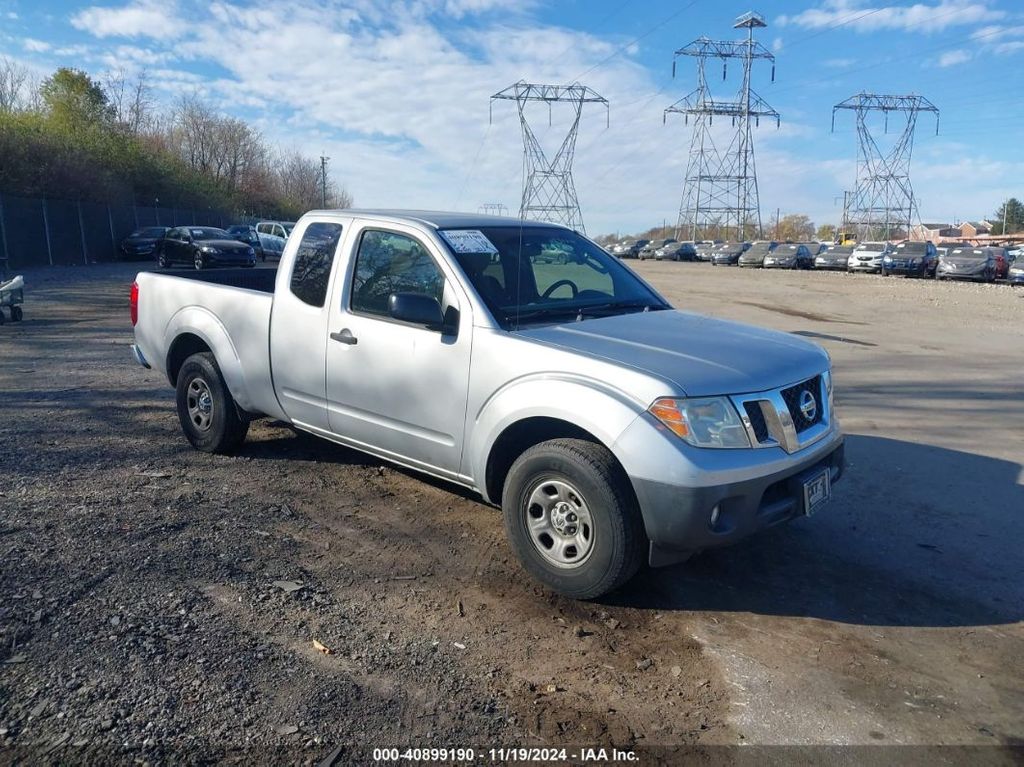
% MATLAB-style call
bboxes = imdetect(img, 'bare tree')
[104,68,154,134]
[0,57,30,113]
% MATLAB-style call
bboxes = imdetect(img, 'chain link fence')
[0,193,237,272]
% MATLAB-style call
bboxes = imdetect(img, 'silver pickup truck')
[131,210,844,598]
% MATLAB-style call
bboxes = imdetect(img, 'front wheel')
[502,438,646,599]
[157,249,169,269]
[175,352,249,453]
[194,252,205,270]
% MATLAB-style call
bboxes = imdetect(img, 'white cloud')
[22,38,51,52]
[937,49,971,66]
[823,57,856,68]
[777,0,1004,35]
[70,0,180,39]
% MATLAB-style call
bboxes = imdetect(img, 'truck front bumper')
[613,413,845,567]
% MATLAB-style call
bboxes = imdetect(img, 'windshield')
[825,246,853,255]
[746,243,774,256]
[776,245,799,254]
[283,223,295,235]
[894,242,927,254]
[440,226,668,328]
[856,243,886,252]
[131,227,166,238]
[950,249,987,260]
[190,227,228,241]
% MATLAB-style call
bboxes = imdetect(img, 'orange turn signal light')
[649,399,690,439]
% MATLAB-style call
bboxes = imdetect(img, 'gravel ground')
[0,260,1022,763]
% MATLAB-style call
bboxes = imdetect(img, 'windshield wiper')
[575,300,668,317]
[505,306,587,325]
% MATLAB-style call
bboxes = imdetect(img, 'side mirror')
[388,292,445,331]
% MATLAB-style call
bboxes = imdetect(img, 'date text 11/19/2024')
[372,747,639,762]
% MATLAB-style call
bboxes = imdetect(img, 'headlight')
[909,257,920,265]
[883,255,892,262]
[247,247,255,257]
[649,397,751,449]
[823,369,834,413]
[201,246,220,254]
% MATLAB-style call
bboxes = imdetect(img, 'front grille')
[743,402,770,443]
[781,376,823,433]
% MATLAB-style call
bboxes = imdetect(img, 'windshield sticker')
[440,230,499,254]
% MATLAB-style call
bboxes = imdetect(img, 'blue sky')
[1,0,1022,234]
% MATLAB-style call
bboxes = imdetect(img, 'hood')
[199,239,253,251]
[941,256,988,271]
[516,310,829,397]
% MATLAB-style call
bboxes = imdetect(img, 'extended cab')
[131,210,844,599]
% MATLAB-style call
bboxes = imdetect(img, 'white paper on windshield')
[440,230,499,254]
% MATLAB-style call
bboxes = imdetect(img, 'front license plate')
[802,469,831,516]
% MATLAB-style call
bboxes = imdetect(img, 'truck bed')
[132,267,283,420]
[139,267,277,293]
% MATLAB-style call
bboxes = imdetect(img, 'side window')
[273,225,284,238]
[289,222,343,307]
[351,230,445,317]
[257,224,269,235]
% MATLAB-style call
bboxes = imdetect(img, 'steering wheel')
[542,279,579,299]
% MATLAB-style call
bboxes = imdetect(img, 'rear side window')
[290,222,343,307]
[351,230,445,317]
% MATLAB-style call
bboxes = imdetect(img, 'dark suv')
[882,240,939,278]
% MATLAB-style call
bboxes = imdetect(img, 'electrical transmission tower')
[665,11,779,242]
[478,203,509,216]
[491,81,609,233]
[832,92,939,241]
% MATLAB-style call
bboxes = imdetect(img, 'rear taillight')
[130,281,139,326]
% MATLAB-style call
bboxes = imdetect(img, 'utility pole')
[665,11,779,243]
[319,155,330,208]
[1002,199,1008,236]
[832,92,939,241]
[491,81,609,233]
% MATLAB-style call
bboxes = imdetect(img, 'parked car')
[848,242,893,274]
[611,239,649,259]
[692,239,724,260]
[804,242,827,256]
[711,242,750,266]
[638,238,677,260]
[225,225,266,261]
[763,243,814,269]
[654,241,697,261]
[255,221,296,260]
[815,244,853,271]
[986,247,1010,280]
[936,246,996,282]
[882,240,938,278]
[738,241,777,268]
[1008,256,1024,285]
[131,210,844,599]
[156,226,257,270]
[119,227,169,261]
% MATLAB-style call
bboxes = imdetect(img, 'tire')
[502,438,646,599]
[10,306,22,322]
[194,252,205,270]
[175,352,249,453]
[157,246,170,269]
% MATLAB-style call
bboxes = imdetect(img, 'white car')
[255,221,295,259]
[848,242,893,274]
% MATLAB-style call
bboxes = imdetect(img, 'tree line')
[0,60,351,221]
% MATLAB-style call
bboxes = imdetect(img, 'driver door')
[324,223,473,479]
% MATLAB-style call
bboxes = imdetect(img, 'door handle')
[330,328,358,345]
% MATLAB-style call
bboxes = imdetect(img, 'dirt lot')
[0,260,1022,762]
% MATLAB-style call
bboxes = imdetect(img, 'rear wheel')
[502,438,646,599]
[175,352,249,453]
[10,306,22,322]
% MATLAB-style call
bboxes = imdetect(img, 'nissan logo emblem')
[799,390,817,421]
